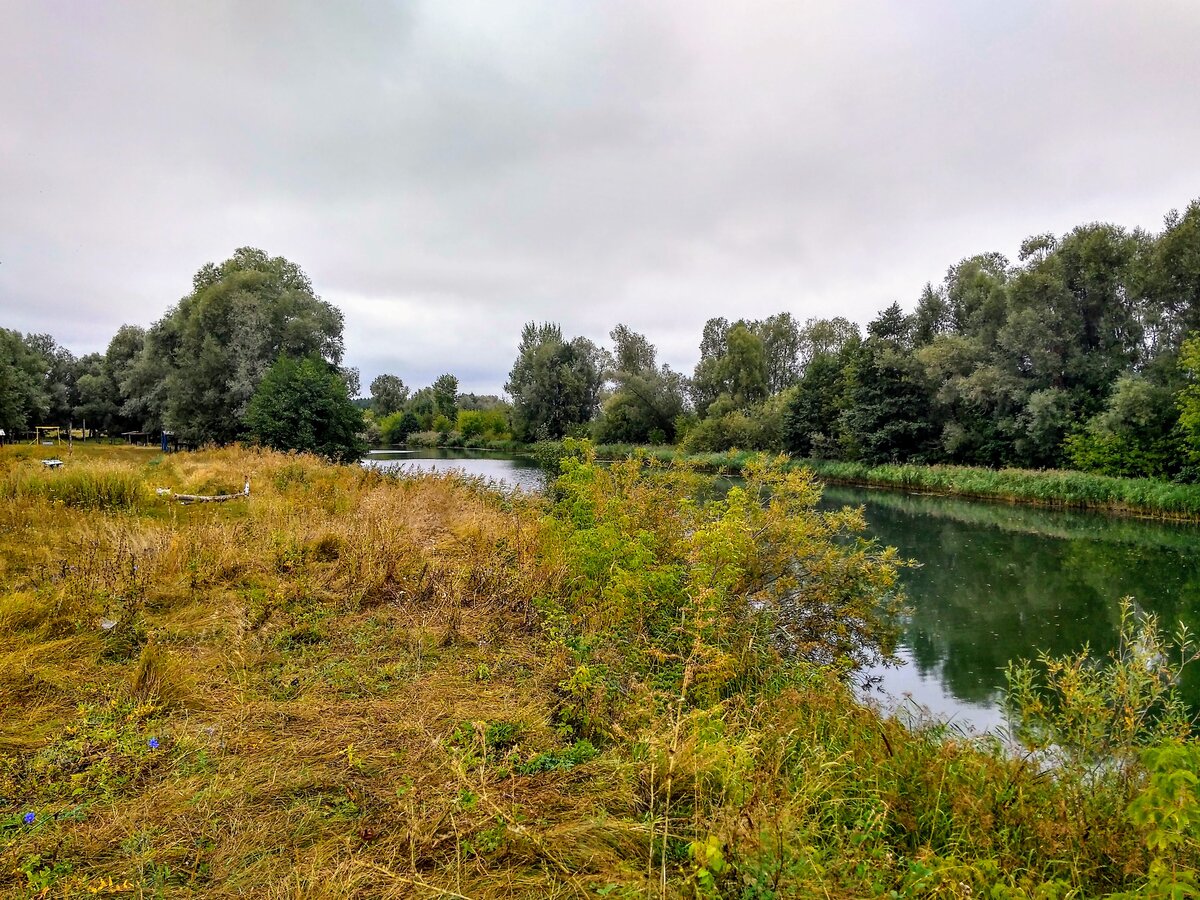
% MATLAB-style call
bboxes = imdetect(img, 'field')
[1,444,1197,898]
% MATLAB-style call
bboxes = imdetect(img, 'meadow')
[0,443,1197,898]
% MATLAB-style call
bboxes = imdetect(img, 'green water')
[366,450,1200,732]
[823,484,1200,731]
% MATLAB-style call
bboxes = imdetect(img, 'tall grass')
[0,464,147,510]
[801,458,1200,520]
[0,444,1195,897]
[585,442,1200,521]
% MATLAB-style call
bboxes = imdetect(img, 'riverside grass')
[1,445,1197,898]
[584,444,1200,522]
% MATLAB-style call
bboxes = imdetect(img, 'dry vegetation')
[0,444,1196,898]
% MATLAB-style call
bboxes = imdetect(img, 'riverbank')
[2,444,1195,896]
[567,443,1200,522]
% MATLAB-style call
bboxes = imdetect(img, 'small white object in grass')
[155,488,172,496]
[42,459,63,468]
[99,618,117,631]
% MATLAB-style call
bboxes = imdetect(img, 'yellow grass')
[0,446,642,897]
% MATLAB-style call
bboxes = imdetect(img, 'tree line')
[459,198,1200,481]
[5,199,1200,476]
[0,248,366,461]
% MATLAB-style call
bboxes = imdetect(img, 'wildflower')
[147,737,159,750]
[23,812,35,825]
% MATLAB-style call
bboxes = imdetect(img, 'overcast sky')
[2,1,1199,394]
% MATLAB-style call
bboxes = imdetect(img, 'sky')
[2,1,1199,395]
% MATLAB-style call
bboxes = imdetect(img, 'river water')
[365,449,1200,734]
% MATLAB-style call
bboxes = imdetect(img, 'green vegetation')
[1,443,1197,897]
[581,444,1200,520]
[9,198,1200,488]
[244,355,366,464]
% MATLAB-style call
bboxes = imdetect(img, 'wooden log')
[169,478,250,504]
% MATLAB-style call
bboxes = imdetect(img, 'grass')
[585,444,1200,522]
[0,444,1196,897]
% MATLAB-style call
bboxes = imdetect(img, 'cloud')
[2,0,1199,394]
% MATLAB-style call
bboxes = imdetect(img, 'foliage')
[456,408,510,442]
[244,355,366,463]
[0,328,51,435]
[0,443,1197,897]
[377,409,421,445]
[595,325,688,444]
[368,373,408,416]
[1180,332,1200,467]
[505,322,604,441]
[125,247,345,444]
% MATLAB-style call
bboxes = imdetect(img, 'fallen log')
[161,478,250,504]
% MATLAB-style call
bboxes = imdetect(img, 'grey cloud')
[2,1,1199,394]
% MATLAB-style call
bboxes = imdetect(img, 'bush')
[404,430,441,448]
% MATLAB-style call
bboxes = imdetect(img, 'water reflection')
[823,485,1200,729]
[364,448,548,493]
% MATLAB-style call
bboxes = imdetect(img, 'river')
[365,449,1200,734]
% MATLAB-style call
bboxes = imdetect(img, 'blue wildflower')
[147,737,159,750]
[23,812,35,825]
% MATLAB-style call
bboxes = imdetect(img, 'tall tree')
[597,325,687,443]
[370,374,409,416]
[505,322,603,441]
[753,312,802,394]
[432,373,459,419]
[0,329,50,435]
[126,248,345,444]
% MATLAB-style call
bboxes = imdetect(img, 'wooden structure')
[33,426,62,446]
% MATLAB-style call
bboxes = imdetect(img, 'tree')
[244,355,366,463]
[23,333,77,424]
[753,313,802,394]
[783,350,849,457]
[379,410,421,445]
[505,322,604,441]
[128,248,345,445]
[1066,375,1183,478]
[798,316,859,367]
[432,374,459,419]
[840,307,938,464]
[0,329,50,435]
[72,353,119,433]
[596,325,687,444]
[1178,333,1200,467]
[690,319,768,415]
[369,374,409,416]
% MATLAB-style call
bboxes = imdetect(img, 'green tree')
[72,353,119,434]
[244,355,366,463]
[369,374,408,416]
[753,312,802,394]
[798,316,860,364]
[0,329,50,435]
[432,373,459,419]
[841,306,938,464]
[379,410,422,445]
[1067,375,1183,478]
[505,322,603,441]
[783,350,849,457]
[1178,333,1200,467]
[23,333,77,424]
[596,325,687,444]
[127,248,345,445]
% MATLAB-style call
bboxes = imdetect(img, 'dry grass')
[1,444,1194,898]
[0,446,644,898]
